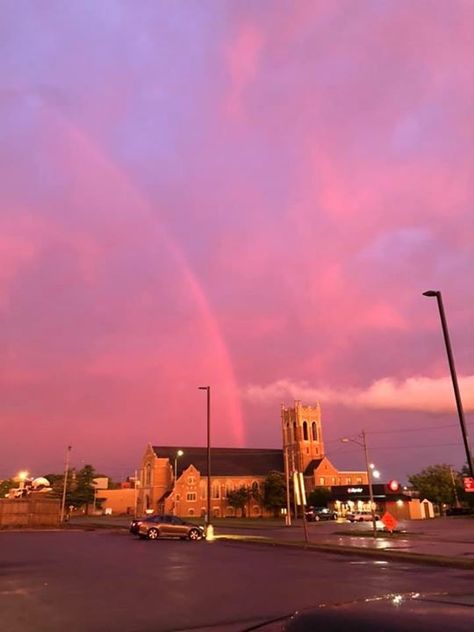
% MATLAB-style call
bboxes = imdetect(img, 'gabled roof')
[304,458,325,476]
[152,446,284,477]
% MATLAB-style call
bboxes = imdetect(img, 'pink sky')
[1,1,473,482]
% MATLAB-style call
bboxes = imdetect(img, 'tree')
[262,471,286,517]
[69,465,96,512]
[0,479,14,498]
[408,464,461,508]
[307,487,331,508]
[227,486,252,516]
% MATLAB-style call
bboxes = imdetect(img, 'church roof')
[152,446,284,477]
[304,458,325,475]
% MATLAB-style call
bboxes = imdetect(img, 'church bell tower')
[281,401,324,473]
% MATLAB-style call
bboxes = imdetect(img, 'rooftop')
[152,446,284,477]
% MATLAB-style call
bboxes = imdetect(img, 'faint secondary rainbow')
[46,107,245,445]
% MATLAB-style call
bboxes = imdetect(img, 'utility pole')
[134,469,139,518]
[341,431,377,539]
[450,467,461,509]
[284,445,292,526]
[361,430,377,539]
[60,445,72,523]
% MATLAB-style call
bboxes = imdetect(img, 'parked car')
[129,515,154,535]
[305,506,337,521]
[346,511,380,522]
[138,514,205,541]
[446,507,474,516]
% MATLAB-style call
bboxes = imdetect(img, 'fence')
[0,496,61,528]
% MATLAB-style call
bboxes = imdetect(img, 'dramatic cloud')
[244,375,474,413]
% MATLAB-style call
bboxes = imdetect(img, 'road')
[1,530,473,632]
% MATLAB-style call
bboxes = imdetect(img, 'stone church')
[137,401,367,518]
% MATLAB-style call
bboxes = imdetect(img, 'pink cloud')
[244,374,474,414]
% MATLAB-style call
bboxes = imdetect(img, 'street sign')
[463,477,474,492]
[381,511,398,532]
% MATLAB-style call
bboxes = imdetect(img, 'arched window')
[293,422,297,439]
[312,422,317,441]
[145,463,152,486]
[251,481,260,499]
[212,481,220,499]
[303,421,309,441]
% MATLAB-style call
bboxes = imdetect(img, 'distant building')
[137,401,368,518]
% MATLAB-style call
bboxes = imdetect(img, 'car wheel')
[147,528,160,540]
[188,528,201,541]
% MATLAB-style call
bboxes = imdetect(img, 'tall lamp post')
[60,446,72,523]
[198,385,212,539]
[341,431,377,538]
[423,290,474,477]
[173,450,184,515]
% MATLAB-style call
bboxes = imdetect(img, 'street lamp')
[423,290,474,477]
[198,385,213,540]
[370,464,381,480]
[17,470,29,496]
[173,450,184,516]
[341,431,377,538]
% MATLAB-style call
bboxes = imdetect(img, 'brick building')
[137,401,368,518]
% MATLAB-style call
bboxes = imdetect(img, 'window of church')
[312,422,317,441]
[212,482,220,499]
[145,463,152,486]
[187,476,196,484]
[188,508,195,516]
[319,477,325,485]
[186,492,197,502]
[303,421,309,440]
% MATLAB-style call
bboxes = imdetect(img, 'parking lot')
[1,529,473,631]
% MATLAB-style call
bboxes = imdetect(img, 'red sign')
[464,477,474,493]
[381,511,398,532]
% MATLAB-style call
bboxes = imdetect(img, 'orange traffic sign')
[381,511,398,532]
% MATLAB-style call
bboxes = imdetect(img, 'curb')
[217,536,474,570]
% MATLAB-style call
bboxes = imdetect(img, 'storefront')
[328,483,414,520]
